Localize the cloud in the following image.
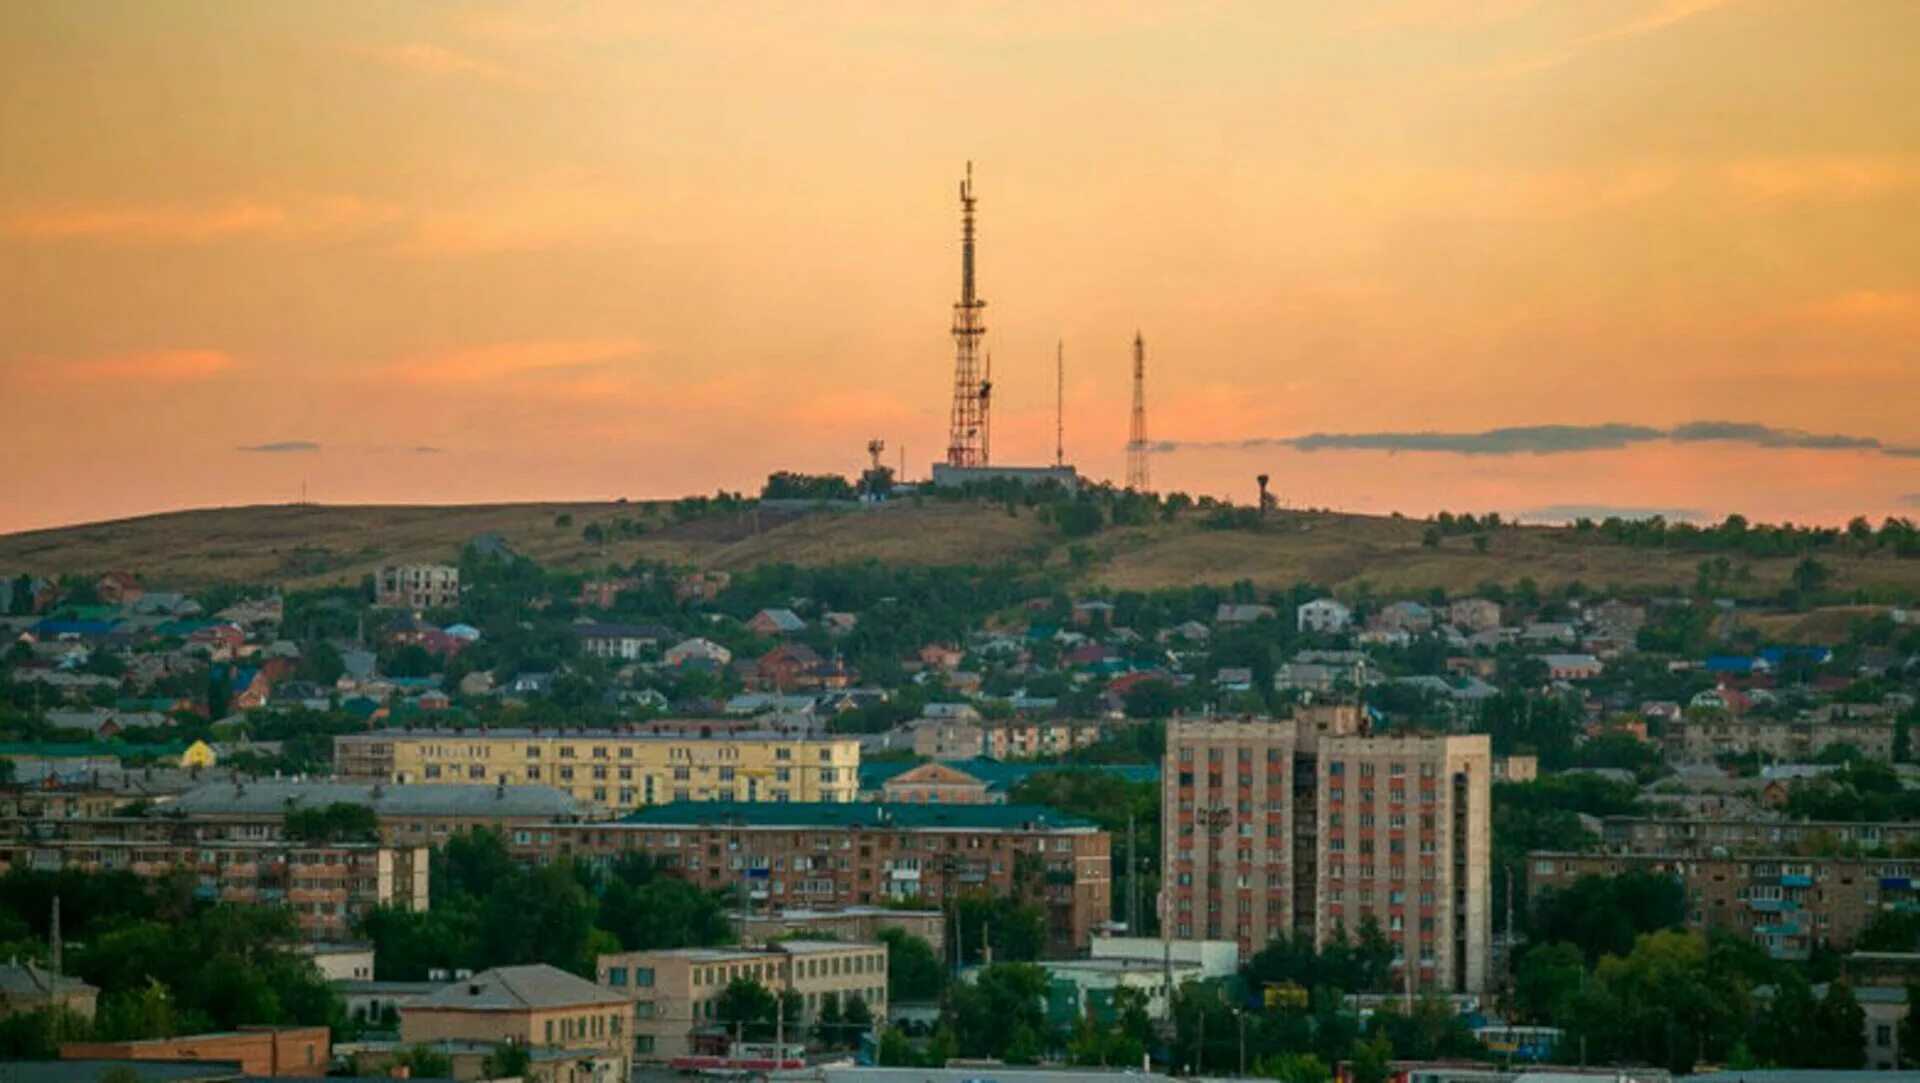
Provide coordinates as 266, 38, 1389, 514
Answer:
1903, 495, 1920, 509
384, 338, 646, 387
237, 441, 321, 453
343, 42, 525, 86
7, 349, 239, 386
1471, 0, 1732, 80
1517, 504, 1704, 524
413, 445, 443, 454
1, 196, 398, 245
1155, 420, 1920, 459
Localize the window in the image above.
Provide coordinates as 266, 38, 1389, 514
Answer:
608, 967, 628, 986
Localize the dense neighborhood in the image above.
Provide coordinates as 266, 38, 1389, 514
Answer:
6, 499, 1920, 1081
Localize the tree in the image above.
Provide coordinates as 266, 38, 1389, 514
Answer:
481, 1042, 532, 1079
1513, 942, 1585, 1025
1529, 870, 1685, 965
1811, 980, 1866, 1069
947, 963, 1048, 1059
393, 1044, 454, 1078
714, 977, 780, 1041
1791, 557, 1833, 598
1349, 1033, 1396, 1083
1259, 1052, 1332, 1083
283, 801, 379, 843
879, 928, 945, 1001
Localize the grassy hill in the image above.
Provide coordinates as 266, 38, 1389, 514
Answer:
4, 499, 1920, 601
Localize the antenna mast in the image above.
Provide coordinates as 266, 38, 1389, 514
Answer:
981, 350, 993, 467
1054, 340, 1065, 467
945, 163, 989, 467
1126, 332, 1150, 490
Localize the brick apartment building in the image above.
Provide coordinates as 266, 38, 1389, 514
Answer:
1528, 850, 1920, 960
551, 802, 1110, 955
333, 728, 861, 812
1596, 816, 1920, 857
1163, 709, 1491, 992
374, 563, 461, 610
600, 940, 888, 1061
0, 834, 427, 939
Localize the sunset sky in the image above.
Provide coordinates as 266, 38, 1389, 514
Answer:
3, 1, 1918, 533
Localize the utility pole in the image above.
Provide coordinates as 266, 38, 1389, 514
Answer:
1126, 814, 1138, 933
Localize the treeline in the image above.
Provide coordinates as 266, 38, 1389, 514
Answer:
1572, 513, 1920, 558
360, 830, 734, 979
1516, 871, 1872, 1071
0, 868, 337, 1058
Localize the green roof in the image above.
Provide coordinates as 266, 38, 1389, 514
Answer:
0, 742, 188, 759
619, 801, 1098, 832
856, 756, 1159, 792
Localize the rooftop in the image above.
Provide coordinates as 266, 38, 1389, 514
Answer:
162, 780, 598, 819
408, 964, 629, 1012
618, 801, 1096, 832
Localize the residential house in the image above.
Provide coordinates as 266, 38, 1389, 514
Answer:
1217, 603, 1278, 626
664, 638, 732, 669
1373, 601, 1434, 635
746, 608, 805, 636
1540, 653, 1605, 681
916, 644, 965, 672
0, 961, 98, 1020
572, 621, 672, 661
1296, 598, 1353, 634
374, 564, 460, 610
674, 571, 731, 603
1447, 598, 1502, 634
399, 964, 634, 1083
578, 577, 642, 609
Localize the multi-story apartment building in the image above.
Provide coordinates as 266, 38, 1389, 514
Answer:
909, 719, 1104, 762
1163, 709, 1491, 992
1596, 816, 1920, 857
1528, 850, 1920, 960
1664, 712, 1895, 763
729, 906, 946, 956
333, 729, 861, 812
374, 563, 461, 610
600, 940, 888, 1061
400, 964, 635, 1083
551, 803, 1110, 954
0, 836, 427, 939
157, 779, 608, 848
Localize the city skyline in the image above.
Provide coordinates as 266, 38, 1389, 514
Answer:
4, 2, 1919, 532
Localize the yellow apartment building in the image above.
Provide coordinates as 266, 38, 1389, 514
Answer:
334, 728, 860, 812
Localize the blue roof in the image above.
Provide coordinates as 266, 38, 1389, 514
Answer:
1760, 646, 1833, 665
31, 620, 119, 637
1704, 655, 1760, 673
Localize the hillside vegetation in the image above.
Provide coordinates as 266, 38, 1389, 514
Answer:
4, 499, 1920, 600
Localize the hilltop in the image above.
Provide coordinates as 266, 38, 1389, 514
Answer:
6, 498, 1920, 602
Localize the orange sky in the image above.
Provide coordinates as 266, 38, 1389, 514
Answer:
3, 1, 1918, 534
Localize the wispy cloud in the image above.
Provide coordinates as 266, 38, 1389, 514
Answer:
342, 42, 526, 87
7, 349, 240, 386
237, 440, 321, 453
1, 196, 398, 245
384, 338, 646, 387
413, 445, 443, 454
1471, 0, 1732, 80
1155, 420, 1920, 458
1517, 503, 1703, 524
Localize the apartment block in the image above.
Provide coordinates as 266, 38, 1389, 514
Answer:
552, 802, 1110, 954
374, 563, 461, 610
1596, 816, 1920, 857
1664, 714, 1894, 763
333, 728, 861, 812
600, 940, 888, 1061
729, 906, 947, 956
0, 836, 427, 940
1164, 711, 1491, 992
1528, 850, 1920, 960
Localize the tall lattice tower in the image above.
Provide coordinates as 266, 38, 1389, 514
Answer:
1126, 331, 1150, 490
945, 163, 989, 467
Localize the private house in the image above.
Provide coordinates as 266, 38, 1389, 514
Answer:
1296, 598, 1353, 634
399, 964, 634, 1083
374, 564, 461, 611
571, 621, 672, 661
1540, 653, 1605, 681
0, 961, 98, 1020
746, 608, 805, 636
664, 638, 732, 669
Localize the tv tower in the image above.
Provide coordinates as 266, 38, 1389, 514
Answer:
945, 163, 989, 468
1054, 340, 1065, 468
1126, 332, 1150, 490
